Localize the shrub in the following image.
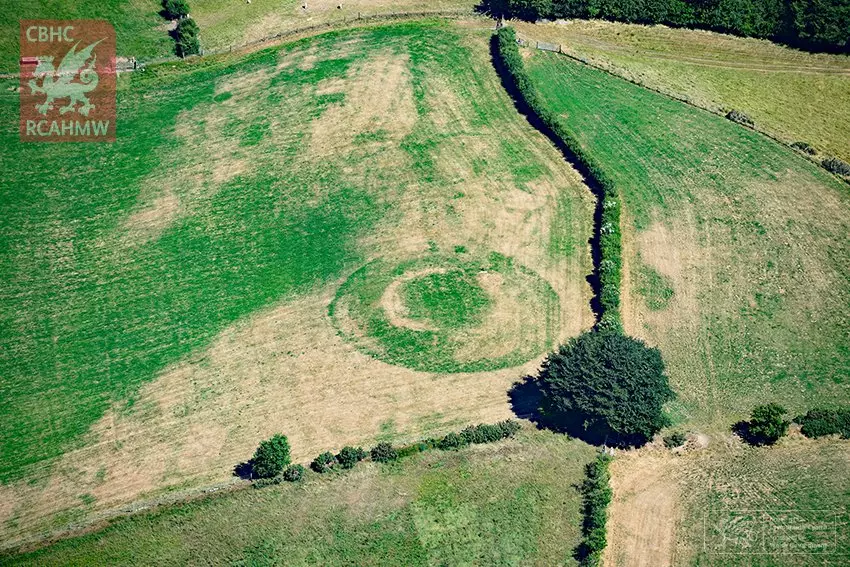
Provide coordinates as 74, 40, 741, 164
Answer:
162, 0, 189, 20
796, 407, 850, 438
663, 431, 687, 449
790, 141, 816, 155
282, 464, 305, 482
726, 109, 754, 127
311, 451, 337, 473
396, 442, 429, 458
370, 442, 399, 463
438, 432, 466, 450
251, 434, 291, 479
174, 17, 200, 57
747, 403, 789, 445
336, 446, 367, 469
537, 331, 674, 446
822, 156, 850, 176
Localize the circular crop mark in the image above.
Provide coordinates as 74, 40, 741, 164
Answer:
329, 253, 559, 373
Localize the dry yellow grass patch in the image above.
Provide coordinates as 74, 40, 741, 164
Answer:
604, 448, 681, 567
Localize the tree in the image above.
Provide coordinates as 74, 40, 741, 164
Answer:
162, 0, 190, 20
251, 434, 291, 479
537, 331, 674, 446
747, 403, 789, 445
336, 446, 367, 469
174, 17, 200, 57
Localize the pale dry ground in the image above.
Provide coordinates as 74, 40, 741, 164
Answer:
603, 446, 682, 567
0, 29, 595, 547
514, 20, 850, 161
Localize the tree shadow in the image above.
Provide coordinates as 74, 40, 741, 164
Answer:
732, 420, 775, 446
233, 460, 254, 480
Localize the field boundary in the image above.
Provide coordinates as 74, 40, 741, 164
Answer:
493, 26, 623, 331
514, 30, 850, 186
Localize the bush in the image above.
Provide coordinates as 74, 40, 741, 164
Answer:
822, 156, 850, 176
396, 442, 430, 458
311, 451, 337, 473
537, 331, 674, 446
726, 109, 755, 127
336, 446, 367, 469
252, 476, 282, 489
796, 407, 850, 438
663, 431, 687, 449
174, 17, 200, 57
746, 403, 789, 445
162, 0, 190, 20
438, 432, 466, 450
282, 464, 305, 482
251, 434, 291, 479
370, 442, 399, 463
790, 141, 817, 155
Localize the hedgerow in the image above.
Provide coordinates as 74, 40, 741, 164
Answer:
822, 156, 850, 176
495, 27, 623, 331
574, 453, 613, 566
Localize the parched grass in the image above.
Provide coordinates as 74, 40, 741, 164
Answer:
0, 21, 594, 545
514, 20, 850, 162
3, 430, 597, 566
525, 49, 850, 428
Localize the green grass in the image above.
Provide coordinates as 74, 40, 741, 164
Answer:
517, 20, 850, 162
401, 268, 492, 329
0, 0, 174, 71
525, 49, 850, 427
3, 430, 596, 566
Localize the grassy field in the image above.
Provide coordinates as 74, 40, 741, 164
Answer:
2, 429, 597, 565
0, 1, 479, 72
515, 20, 850, 163
524, 49, 850, 428
191, 0, 478, 55
602, 434, 850, 567
0, 0, 173, 71
0, 21, 594, 546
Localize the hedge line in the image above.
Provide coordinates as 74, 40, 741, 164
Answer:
495, 27, 623, 332
251, 420, 523, 486
574, 453, 613, 566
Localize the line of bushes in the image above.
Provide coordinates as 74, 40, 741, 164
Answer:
573, 453, 613, 566
733, 403, 850, 446
245, 420, 523, 486
483, 0, 850, 54
495, 26, 623, 332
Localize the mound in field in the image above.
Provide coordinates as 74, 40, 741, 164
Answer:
331, 252, 559, 372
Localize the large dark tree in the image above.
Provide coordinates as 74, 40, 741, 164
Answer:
537, 331, 674, 446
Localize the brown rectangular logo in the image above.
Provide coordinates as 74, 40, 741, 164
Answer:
20, 20, 116, 142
